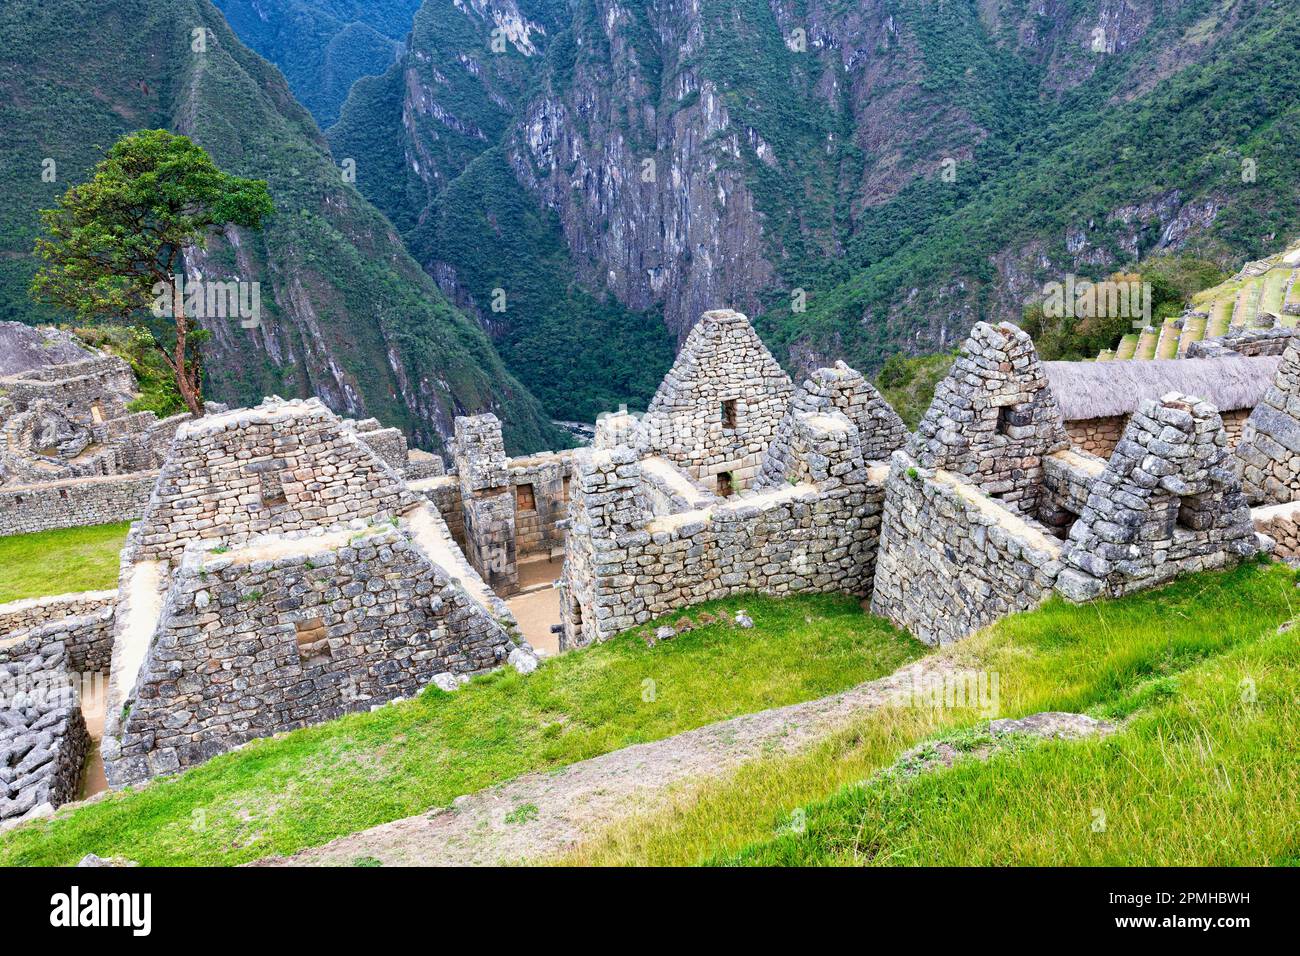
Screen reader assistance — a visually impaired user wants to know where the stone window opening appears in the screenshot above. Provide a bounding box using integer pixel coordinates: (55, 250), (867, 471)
(1173, 493), (1211, 536)
(516, 482), (536, 512)
(259, 470), (288, 509)
(721, 398), (738, 431)
(996, 403), (1031, 438)
(294, 617), (331, 665)
(717, 471), (734, 497)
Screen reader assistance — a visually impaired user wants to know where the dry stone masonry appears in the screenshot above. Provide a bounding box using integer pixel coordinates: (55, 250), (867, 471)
(1233, 337), (1300, 505)
(0, 637), (90, 827)
(641, 309), (793, 495)
(1, 309), (1291, 801)
(99, 397), (526, 787)
(871, 323), (1266, 644)
(1056, 393), (1261, 601)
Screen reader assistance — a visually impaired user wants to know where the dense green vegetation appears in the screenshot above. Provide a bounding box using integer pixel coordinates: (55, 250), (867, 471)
(411, 149), (674, 420)
(0, 523), (130, 604)
(759, 1), (1300, 372)
(212, 0), (421, 127)
(0, 593), (923, 866)
(0, 0), (567, 455)
(564, 561), (1299, 866)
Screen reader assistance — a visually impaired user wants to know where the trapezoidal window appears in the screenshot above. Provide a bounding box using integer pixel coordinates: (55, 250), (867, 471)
(258, 469), (288, 509)
(295, 617), (331, 665)
(721, 398), (738, 430)
(996, 403), (1031, 437)
(717, 471), (735, 498)
(516, 482), (537, 512)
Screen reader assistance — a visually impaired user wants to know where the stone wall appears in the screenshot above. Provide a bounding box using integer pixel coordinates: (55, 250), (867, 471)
(1251, 501), (1300, 559)
(1056, 393), (1260, 601)
(642, 309), (793, 494)
(509, 452), (571, 556)
(0, 472), (156, 536)
(909, 322), (1070, 516)
(0, 355), (136, 426)
(756, 361), (907, 488)
(1064, 415), (1126, 456)
(133, 398), (420, 562)
(0, 590), (117, 673)
(0, 639), (89, 826)
(560, 409), (885, 648)
(1067, 409), (1249, 458)
(870, 449), (1065, 646)
(453, 415), (518, 594)
(1234, 338), (1300, 505)
(104, 518), (516, 786)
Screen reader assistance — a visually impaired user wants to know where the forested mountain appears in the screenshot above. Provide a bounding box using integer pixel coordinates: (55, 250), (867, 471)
(318, 0), (1300, 400)
(0, 0), (567, 454)
(211, 0), (422, 127)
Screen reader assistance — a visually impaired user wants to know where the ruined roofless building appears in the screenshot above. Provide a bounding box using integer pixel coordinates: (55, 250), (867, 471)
(640, 309), (794, 497)
(871, 321), (1263, 645)
(100, 397), (528, 787)
(560, 311), (909, 648)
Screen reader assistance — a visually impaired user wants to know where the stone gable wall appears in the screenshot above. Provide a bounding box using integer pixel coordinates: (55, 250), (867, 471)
(642, 309), (793, 493)
(1234, 339), (1300, 505)
(909, 322), (1069, 516)
(757, 361), (907, 488)
(134, 398), (420, 562)
(1057, 393), (1260, 601)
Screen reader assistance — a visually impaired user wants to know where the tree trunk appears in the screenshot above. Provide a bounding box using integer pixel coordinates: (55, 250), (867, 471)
(174, 299), (205, 418)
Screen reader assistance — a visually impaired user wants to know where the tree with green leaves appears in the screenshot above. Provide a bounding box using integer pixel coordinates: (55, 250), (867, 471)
(30, 129), (274, 417)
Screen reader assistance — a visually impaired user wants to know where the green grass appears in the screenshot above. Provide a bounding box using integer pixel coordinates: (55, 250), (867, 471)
(0, 522), (130, 604)
(562, 560), (1300, 866)
(0, 592), (924, 866)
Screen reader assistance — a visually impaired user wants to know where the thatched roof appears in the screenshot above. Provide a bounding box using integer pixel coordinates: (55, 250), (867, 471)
(1043, 356), (1279, 421)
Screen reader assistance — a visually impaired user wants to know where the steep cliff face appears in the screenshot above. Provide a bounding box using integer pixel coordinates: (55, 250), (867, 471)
(212, 0), (423, 127)
(330, 0), (1299, 383)
(0, 0), (566, 455)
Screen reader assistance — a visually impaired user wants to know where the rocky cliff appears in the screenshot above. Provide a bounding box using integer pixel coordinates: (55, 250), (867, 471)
(333, 0), (1298, 384)
(0, 0), (567, 455)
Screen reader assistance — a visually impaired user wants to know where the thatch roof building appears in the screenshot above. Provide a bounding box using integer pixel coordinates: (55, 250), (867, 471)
(1043, 356), (1279, 422)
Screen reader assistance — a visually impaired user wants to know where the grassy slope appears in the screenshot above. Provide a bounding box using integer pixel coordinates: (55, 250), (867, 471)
(563, 560), (1299, 866)
(0, 593), (923, 866)
(0, 523), (130, 604)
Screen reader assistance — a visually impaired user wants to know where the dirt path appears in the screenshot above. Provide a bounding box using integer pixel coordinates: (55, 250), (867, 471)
(254, 655), (959, 867)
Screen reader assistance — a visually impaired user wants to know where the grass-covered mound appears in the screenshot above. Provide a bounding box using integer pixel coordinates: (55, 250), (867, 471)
(0, 593), (922, 866)
(0, 522), (130, 604)
(564, 560), (1299, 866)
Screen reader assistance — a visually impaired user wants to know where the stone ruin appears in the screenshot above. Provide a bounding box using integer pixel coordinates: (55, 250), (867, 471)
(641, 309), (793, 496)
(0, 350), (182, 486)
(1233, 336), (1300, 506)
(97, 397), (530, 786)
(559, 315), (906, 648)
(2, 309), (1295, 800)
(1055, 394), (1259, 600)
(870, 322), (1264, 645)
